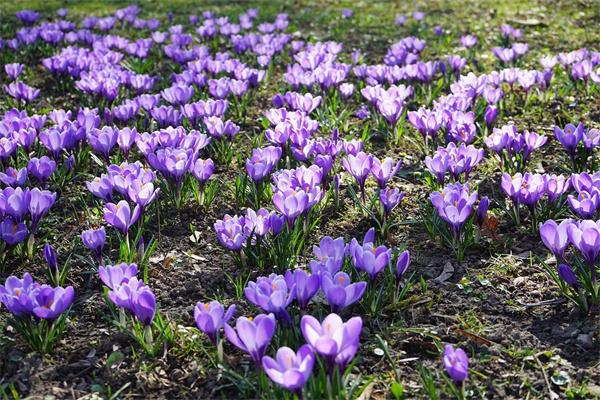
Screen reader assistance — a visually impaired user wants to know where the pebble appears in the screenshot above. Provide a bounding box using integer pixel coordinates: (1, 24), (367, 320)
(576, 334), (593, 349)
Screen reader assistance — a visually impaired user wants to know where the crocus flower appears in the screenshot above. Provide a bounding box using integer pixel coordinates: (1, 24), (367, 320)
(311, 236), (347, 275)
(190, 158), (214, 189)
(0, 273), (40, 317)
(87, 126), (118, 163)
(430, 182), (478, 236)
(545, 175), (570, 203)
(301, 313), (362, 372)
(284, 269), (320, 310)
(0, 167), (28, 187)
(214, 214), (246, 251)
(44, 244), (57, 274)
(0, 217), (28, 245)
(245, 274), (296, 324)
(194, 300), (236, 346)
(81, 227), (106, 265)
(371, 157), (401, 189)
(343, 152), (373, 202)
(262, 345), (315, 397)
(476, 197), (489, 227)
(246, 146), (282, 186)
(554, 123), (584, 163)
(558, 264), (580, 289)
(518, 173), (546, 213)
(568, 220), (600, 283)
(224, 313), (276, 370)
(380, 187), (404, 217)
(272, 189), (308, 228)
(352, 242), (393, 284)
(5, 63), (24, 81)
(130, 288), (156, 326)
(98, 263), (138, 290)
(539, 219), (572, 261)
(32, 285), (75, 320)
(443, 345), (469, 383)
(103, 200), (141, 236)
(2, 187), (31, 223)
(568, 190), (599, 219)
(320, 271), (366, 313)
(396, 250), (411, 279)
(28, 188), (57, 233)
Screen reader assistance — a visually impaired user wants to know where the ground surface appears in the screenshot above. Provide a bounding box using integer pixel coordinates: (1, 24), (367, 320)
(0, 0), (599, 399)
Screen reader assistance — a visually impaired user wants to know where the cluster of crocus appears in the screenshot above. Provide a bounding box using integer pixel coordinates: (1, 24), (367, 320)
(539, 219), (600, 306)
(425, 142), (484, 185)
(0, 187), (57, 255)
(430, 182), (478, 237)
(554, 123), (600, 171)
(86, 161), (158, 205)
(271, 165), (324, 228)
(99, 263), (156, 330)
(501, 173), (570, 224)
(214, 208), (284, 252)
(484, 125), (547, 173)
(0, 273), (74, 351)
(342, 152), (402, 204)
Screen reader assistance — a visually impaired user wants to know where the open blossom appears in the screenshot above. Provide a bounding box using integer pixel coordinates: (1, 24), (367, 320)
(194, 300), (236, 346)
(225, 313), (276, 370)
(262, 345), (314, 397)
(245, 273), (296, 323)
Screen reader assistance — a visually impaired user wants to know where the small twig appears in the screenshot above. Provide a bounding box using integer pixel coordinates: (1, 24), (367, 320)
(516, 298), (567, 308)
(533, 352), (559, 400)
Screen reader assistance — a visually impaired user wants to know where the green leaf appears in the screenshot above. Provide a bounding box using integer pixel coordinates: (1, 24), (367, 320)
(391, 382), (403, 400)
(106, 352), (124, 370)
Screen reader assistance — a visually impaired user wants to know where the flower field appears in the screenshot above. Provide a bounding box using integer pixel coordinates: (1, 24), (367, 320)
(0, 0), (599, 399)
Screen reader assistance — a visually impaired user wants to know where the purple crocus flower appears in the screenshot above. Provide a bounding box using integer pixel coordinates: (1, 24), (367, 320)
(371, 157), (401, 189)
(214, 214), (246, 251)
(554, 123), (584, 163)
(518, 173), (546, 213)
(246, 146), (282, 187)
(310, 236), (347, 275)
(0, 217), (29, 245)
(190, 158), (214, 189)
(127, 180), (160, 208)
(1, 187), (31, 223)
(28, 188), (57, 234)
(82, 227), (106, 265)
(98, 263), (138, 290)
(103, 200), (141, 236)
(396, 250), (411, 279)
(321, 271), (366, 313)
(86, 174), (113, 203)
(284, 269), (320, 310)
(558, 264), (580, 289)
(263, 345), (315, 398)
(194, 300), (236, 346)
(476, 197), (489, 227)
(352, 242), (393, 284)
(0, 167), (28, 187)
(0, 273), (40, 317)
(5, 63), (25, 81)
(87, 126), (118, 163)
(461, 35), (478, 48)
(44, 244), (57, 274)
(545, 175), (570, 203)
(341, 9), (353, 19)
(272, 189), (309, 228)
(443, 345), (469, 383)
(568, 220), (600, 284)
(245, 273), (296, 324)
(301, 313), (362, 372)
(130, 288), (156, 326)
(343, 152), (373, 202)
(568, 190), (599, 219)
(32, 286), (75, 320)
(430, 182), (478, 236)
(539, 219), (572, 262)
(224, 313), (276, 370)
(380, 187), (404, 217)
